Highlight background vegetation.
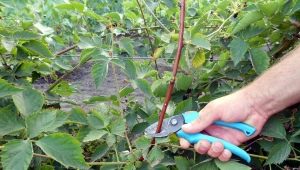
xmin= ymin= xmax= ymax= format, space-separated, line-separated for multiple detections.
xmin=0 ymin=0 xmax=300 ymax=169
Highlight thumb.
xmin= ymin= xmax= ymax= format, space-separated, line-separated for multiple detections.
xmin=182 ymin=111 xmax=219 ymax=133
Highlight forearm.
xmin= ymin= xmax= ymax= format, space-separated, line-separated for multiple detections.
xmin=243 ymin=46 xmax=300 ymax=117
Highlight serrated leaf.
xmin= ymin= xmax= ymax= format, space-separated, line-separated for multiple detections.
xmin=78 ymin=36 xmax=101 ymax=49
xmin=258 ymin=2 xmax=280 ymax=17
xmin=192 ymin=50 xmax=206 ymax=68
xmin=22 ymin=40 xmax=54 ymax=58
xmin=135 ymin=136 xmax=151 ymax=150
xmin=0 ymin=79 xmax=23 ymax=98
xmin=1 ymin=38 xmax=15 ymax=52
xmin=13 ymin=31 xmax=40 ymax=40
xmin=250 ymin=48 xmax=270 ymax=74
xmin=87 ymin=111 xmax=105 ymax=130
xmin=12 ymin=88 xmax=44 ymax=117
xmin=134 ymin=79 xmax=153 ymax=97
xmin=83 ymin=129 xmax=107 ymax=142
xmin=265 ymin=141 xmax=291 ymax=165
xmin=91 ymin=60 xmax=109 ymax=88
xmin=119 ymin=87 xmax=134 ymax=98
xmin=175 ymin=156 xmax=191 ymax=170
xmin=191 ymin=33 xmax=211 ymax=50
xmin=91 ymin=143 xmax=110 ymax=161
xmin=80 ymin=48 xmax=96 ymax=64
xmin=174 ymin=98 xmax=193 ymax=115
xmin=119 ymin=37 xmax=135 ymax=56
xmin=110 ymin=118 xmax=126 ymax=137
xmin=106 ymin=133 xmax=116 ymax=147
xmin=151 ymin=79 xmax=168 ymax=97
xmin=124 ymin=60 xmax=137 ymax=80
xmin=232 ymin=10 xmax=263 ymax=34
xmin=51 ymin=81 xmax=75 ymax=96
xmin=228 ymin=38 xmax=249 ymax=65
xmin=261 ymin=117 xmax=286 ymax=139
xmin=1 ymin=140 xmax=33 ymax=170
xmin=0 ymin=105 xmax=24 ymax=136
xmin=147 ymin=146 xmax=164 ymax=167
xmin=68 ymin=107 xmax=88 ymax=125
xmin=25 ymin=110 xmax=68 ymax=138
xmin=215 ymin=160 xmax=251 ymax=170
xmin=36 ymin=133 xmax=88 ymax=169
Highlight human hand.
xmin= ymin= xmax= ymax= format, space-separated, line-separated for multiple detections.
xmin=179 ymin=89 xmax=270 ymax=161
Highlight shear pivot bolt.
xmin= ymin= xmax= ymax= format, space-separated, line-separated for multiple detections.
xmin=170 ymin=118 xmax=178 ymax=125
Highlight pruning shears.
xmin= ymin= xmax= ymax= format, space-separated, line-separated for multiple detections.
xmin=145 ymin=111 xmax=256 ymax=163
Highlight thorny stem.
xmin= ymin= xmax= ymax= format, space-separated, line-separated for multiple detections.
xmin=140 ymin=0 xmax=171 ymax=33
xmin=136 ymin=0 xmax=160 ymax=77
xmin=154 ymin=0 xmax=186 ymax=138
xmin=55 ymin=45 xmax=77 ymax=56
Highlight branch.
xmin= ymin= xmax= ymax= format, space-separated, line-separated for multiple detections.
xmin=46 ymin=63 xmax=82 ymax=93
xmin=136 ymin=0 xmax=160 ymax=77
xmin=55 ymin=45 xmax=77 ymax=56
xmin=154 ymin=0 xmax=186 ymax=136
xmin=140 ymin=0 xmax=171 ymax=33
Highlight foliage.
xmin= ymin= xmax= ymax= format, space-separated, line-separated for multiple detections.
xmin=0 ymin=0 xmax=300 ymax=169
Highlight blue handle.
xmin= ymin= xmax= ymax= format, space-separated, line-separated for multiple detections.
xmin=176 ymin=130 xmax=251 ymax=163
xmin=182 ymin=111 xmax=256 ymax=136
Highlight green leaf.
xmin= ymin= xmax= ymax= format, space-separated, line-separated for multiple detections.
xmin=87 ymin=111 xmax=105 ymax=130
xmin=175 ymin=156 xmax=191 ymax=170
xmin=135 ymin=136 xmax=151 ymax=150
xmin=261 ymin=117 xmax=286 ymax=139
xmin=106 ymin=133 xmax=116 ymax=147
xmin=0 ymin=105 xmax=24 ymax=136
xmin=176 ymin=74 xmax=192 ymax=91
xmin=36 ymin=133 xmax=88 ymax=169
xmin=174 ymin=98 xmax=193 ymax=115
xmin=91 ymin=60 xmax=109 ymax=88
xmin=191 ymin=160 xmax=218 ymax=170
xmin=109 ymin=118 xmax=126 ymax=137
xmin=192 ymin=50 xmax=206 ymax=68
xmin=119 ymin=37 xmax=135 ymax=56
xmin=68 ymin=107 xmax=88 ymax=125
xmin=83 ymin=129 xmax=107 ymax=142
xmin=1 ymin=38 xmax=15 ymax=52
xmin=78 ymin=36 xmax=101 ymax=49
xmin=91 ymin=143 xmax=110 ymax=161
xmin=22 ymin=40 xmax=54 ymax=58
xmin=147 ymin=146 xmax=164 ymax=167
xmin=151 ymin=79 xmax=168 ymax=97
xmin=51 ymin=81 xmax=75 ymax=96
xmin=12 ymin=88 xmax=44 ymax=117
xmin=25 ymin=110 xmax=68 ymax=138
xmin=13 ymin=31 xmax=40 ymax=40
xmin=124 ymin=60 xmax=137 ymax=80
xmin=250 ymin=48 xmax=270 ymax=74
xmin=258 ymin=1 xmax=281 ymax=17
xmin=1 ymin=140 xmax=33 ymax=170
xmin=34 ymin=23 xmax=54 ymax=35
xmin=119 ymin=87 xmax=134 ymax=98
xmin=0 ymin=79 xmax=23 ymax=98
xmin=228 ymin=38 xmax=249 ymax=65
xmin=134 ymin=79 xmax=153 ymax=97
xmin=55 ymin=2 xmax=84 ymax=12
xmin=153 ymin=47 xmax=165 ymax=60
xmin=232 ymin=10 xmax=263 ymax=34
xmin=191 ymin=33 xmax=211 ymax=50
xmin=265 ymin=140 xmax=291 ymax=165
xmin=215 ymin=160 xmax=251 ymax=170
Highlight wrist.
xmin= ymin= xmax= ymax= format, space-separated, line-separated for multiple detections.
xmin=239 ymin=86 xmax=275 ymax=119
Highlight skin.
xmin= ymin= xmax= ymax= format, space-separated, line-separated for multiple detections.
xmin=179 ymin=46 xmax=300 ymax=161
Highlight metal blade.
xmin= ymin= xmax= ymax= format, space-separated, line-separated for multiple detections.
xmin=144 ymin=115 xmax=184 ymax=137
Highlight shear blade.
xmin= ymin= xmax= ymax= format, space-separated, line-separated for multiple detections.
xmin=144 ymin=115 xmax=184 ymax=138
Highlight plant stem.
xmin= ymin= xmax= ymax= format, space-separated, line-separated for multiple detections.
xmin=33 ymin=153 xmax=51 ymax=159
xmin=154 ymin=0 xmax=186 ymax=137
xmin=140 ymin=0 xmax=171 ymax=33
xmin=88 ymin=162 xmax=127 ymax=166
xmin=46 ymin=63 xmax=82 ymax=93
xmin=45 ymin=98 xmax=80 ymax=106
xmin=207 ymin=12 xmax=235 ymax=39
xmin=0 ymin=55 xmax=10 ymax=69
xmin=55 ymin=45 xmax=77 ymax=56
xmin=136 ymin=0 xmax=160 ymax=77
